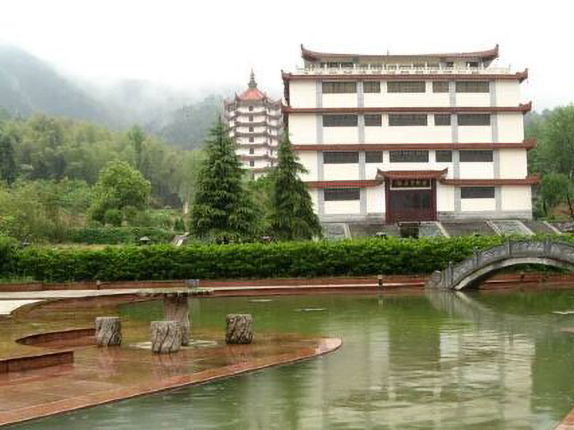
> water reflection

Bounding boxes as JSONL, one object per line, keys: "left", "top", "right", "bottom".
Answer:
{"left": 12, "top": 291, "right": 574, "bottom": 430}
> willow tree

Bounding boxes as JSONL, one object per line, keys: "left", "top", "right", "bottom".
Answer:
{"left": 189, "top": 118, "right": 259, "bottom": 241}
{"left": 269, "top": 133, "right": 322, "bottom": 241}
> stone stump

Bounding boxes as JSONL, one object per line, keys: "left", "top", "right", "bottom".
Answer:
{"left": 226, "top": 314, "right": 253, "bottom": 344}
{"left": 151, "top": 321, "right": 182, "bottom": 354}
{"left": 164, "top": 294, "right": 190, "bottom": 346}
{"left": 95, "top": 317, "right": 122, "bottom": 347}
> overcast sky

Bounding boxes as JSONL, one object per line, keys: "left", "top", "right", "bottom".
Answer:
{"left": 1, "top": 0, "right": 571, "bottom": 110}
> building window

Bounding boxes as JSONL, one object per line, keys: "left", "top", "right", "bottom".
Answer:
{"left": 249, "top": 127, "right": 254, "bottom": 132}
{"left": 461, "top": 187, "right": 495, "bottom": 199}
{"left": 387, "top": 81, "right": 426, "bottom": 93}
{"left": 432, "top": 81, "right": 449, "bottom": 93}
{"left": 249, "top": 137, "right": 254, "bottom": 142}
{"left": 445, "top": 61, "right": 454, "bottom": 68}
{"left": 388, "top": 114, "right": 427, "bottom": 126}
{"left": 323, "top": 151, "right": 359, "bottom": 164}
{"left": 248, "top": 105, "right": 254, "bottom": 111}
{"left": 365, "top": 151, "right": 383, "bottom": 163}
{"left": 436, "top": 150, "right": 452, "bottom": 162}
{"left": 460, "top": 150, "right": 493, "bottom": 162}
{"left": 249, "top": 148, "right": 254, "bottom": 155}
{"left": 458, "top": 114, "right": 491, "bottom": 126}
{"left": 363, "top": 81, "right": 381, "bottom": 93}
{"left": 324, "top": 188, "right": 361, "bottom": 201}
{"left": 434, "top": 114, "right": 451, "bottom": 126}
{"left": 249, "top": 116, "right": 253, "bottom": 121}
{"left": 467, "top": 61, "right": 480, "bottom": 68}
{"left": 364, "top": 114, "right": 382, "bottom": 126}
{"left": 389, "top": 150, "right": 429, "bottom": 163}
{"left": 455, "top": 81, "right": 490, "bottom": 93}
{"left": 323, "top": 114, "right": 358, "bottom": 127}
{"left": 322, "top": 81, "right": 357, "bottom": 94}
{"left": 250, "top": 160, "right": 255, "bottom": 167}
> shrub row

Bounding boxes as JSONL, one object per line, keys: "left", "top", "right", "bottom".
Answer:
{"left": 65, "top": 227, "right": 175, "bottom": 245}
{"left": 3, "top": 235, "right": 566, "bottom": 283}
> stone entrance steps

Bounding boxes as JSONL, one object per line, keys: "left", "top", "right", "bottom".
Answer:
{"left": 330, "top": 220, "right": 564, "bottom": 239}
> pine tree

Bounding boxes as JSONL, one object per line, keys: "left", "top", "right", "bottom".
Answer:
{"left": 189, "top": 118, "right": 259, "bottom": 241}
{"left": 269, "top": 133, "right": 322, "bottom": 241}
{"left": 0, "top": 125, "right": 18, "bottom": 184}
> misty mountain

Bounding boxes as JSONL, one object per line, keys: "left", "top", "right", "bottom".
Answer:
{"left": 0, "top": 45, "right": 107, "bottom": 122}
{"left": 150, "top": 95, "right": 224, "bottom": 149}
{"left": 0, "top": 45, "right": 231, "bottom": 149}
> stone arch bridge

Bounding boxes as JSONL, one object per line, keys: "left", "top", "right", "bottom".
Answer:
{"left": 425, "top": 240, "right": 574, "bottom": 290}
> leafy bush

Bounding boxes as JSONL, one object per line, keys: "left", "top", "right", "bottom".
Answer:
{"left": 0, "top": 236, "right": 17, "bottom": 275}
{"left": 67, "top": 227, "right": 174, "bottom": 245}
{"left": 5, "top": 235, "right": 568, "bottom": 283}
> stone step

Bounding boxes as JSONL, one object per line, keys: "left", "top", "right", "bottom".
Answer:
{"left": 419, "top": 222, "right": 447, "bottom": 238}
{"left": 488, "top": 220, "right": 533, "bottom": 236}
{"left": 322, "top": 223, "right": 350, "bottom": 240}
{"left": 522, "top": 220, "right": 559, "bottom": 235}
{"left": 347, "top": 223, "right": 400, "bottom": 238}
{"left": 442, "top": 221, "right": 498, "bottom": 237}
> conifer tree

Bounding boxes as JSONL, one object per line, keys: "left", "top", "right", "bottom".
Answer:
{"left": 189, "top": 118, "right": 259, "bottom": 241}
{"left": 0, "top": 125, "right": 18, "bottom": 184}
{"left": 269, "top": 133, "right": 322, "bottom": 241}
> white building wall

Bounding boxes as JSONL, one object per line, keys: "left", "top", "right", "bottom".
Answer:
{"left": 495, "top": 81, "right": 521, "bottom": 106}
{"left": 461, "top": 197, "right": 496, "bottom": 212}
{"left": 286, "top": 63, "right": 531, "bottom": 222}
{"left": 290, "top": 81, "right": 317, "bottom": 108}
{"left": 499, "top": 149, "right": 528, "bottom": 178}
{"left": 455, "top": 93, "right": 490, "bottom": 107}
{"left": 437, "top": 184, "right": 455, "bottom": 212}
{"left": 379, "top": 125, "right": 447, "bottom": 143}
{"left": 299, "top": 152, "right": 318, "bottom": 181}
{"left": 457, "top": 126, "right": 493, "bottom": 143}
{"left": 501, "top": 186, "right": 532, "bottom": 211}
{"left": 459, "top": 163, "right": 495, "bottom": 179}
{"left": 309, "top": 189, "right": 319, "bottom": 212}
{"left": 366, "top": 186, "right": 385, "bottom": 214}
{"left": 497, "top": 113, "right": 524, "bottom": 142}
{"left": 323, "top": 164, "right": 360, "bottom": 181}
{"left": 289, "top": 114, "right": 317, "bottom": 144}
{"left": 324, "top": 200, "right": 361, "bottom": 215}
{"left": 364, "top": 91, "right": 450, "bottom": 108}
{"left": 323, "top": 126, "right": 358, "bottom": 143}
{"left": 323, "top": 94, "right": 358, "bottom": 108}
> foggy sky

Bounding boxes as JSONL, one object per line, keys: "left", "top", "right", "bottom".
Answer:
{"left": 1, "top": 0, "right": 571, "bottom": 110}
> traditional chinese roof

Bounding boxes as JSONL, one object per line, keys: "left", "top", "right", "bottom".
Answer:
{"left": 236, "top": 70, "right": 268, "bottom": 101}
{"left": 376, "top": 169, "right": 449, "bottom": 180}
{"left": 301, "top": 44, "right": 500, "bottom": 62}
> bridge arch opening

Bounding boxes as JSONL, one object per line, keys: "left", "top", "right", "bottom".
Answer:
{"left": 454, "top": 257, "right": 574, "bottom": 290}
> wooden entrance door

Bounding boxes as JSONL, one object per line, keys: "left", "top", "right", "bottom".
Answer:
{"left": 385, "top": 179, "right": 437, "bottom": 223}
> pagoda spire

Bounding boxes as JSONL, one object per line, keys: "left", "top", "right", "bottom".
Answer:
{"left": 248, "top": 69, "right": 257, "bottom": 89}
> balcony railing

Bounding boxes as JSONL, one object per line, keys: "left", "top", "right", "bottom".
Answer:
{"left": 294, "top": 64, "right": 514, "bottom": 76}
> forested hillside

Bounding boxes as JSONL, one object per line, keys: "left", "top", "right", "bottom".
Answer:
{"left": 0, "top": 45, "right": 225, "bottom": 149}
{"left": 0, "top": 45, "right": 107, "bottom": 122}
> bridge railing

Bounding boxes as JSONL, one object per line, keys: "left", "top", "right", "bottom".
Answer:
{"left": 430, "top": 240, "right": 574, "bottom": 290}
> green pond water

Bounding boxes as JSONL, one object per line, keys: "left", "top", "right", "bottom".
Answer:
{"left": 11, "top": 289, "right": 574, "bottom": 430}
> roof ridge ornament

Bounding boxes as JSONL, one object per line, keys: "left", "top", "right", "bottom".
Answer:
{"left": 248, "top": 69, "right": 257, "bottom": 89}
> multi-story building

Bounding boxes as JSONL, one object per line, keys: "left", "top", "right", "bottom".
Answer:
{"left": 225, "top": 71, "right": 282, "bottom": 179}
{"left": 282, "top": 45, "right": 536, "bottom": 223}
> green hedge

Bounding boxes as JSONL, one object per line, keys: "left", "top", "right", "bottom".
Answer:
{"left": 5, "top": 235, "right": 566, "bottom": 283}
{"left": 66, "top": 227, "right": 175, "bottom": 245}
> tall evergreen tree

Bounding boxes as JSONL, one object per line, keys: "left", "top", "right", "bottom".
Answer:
{"left": 0, "top": 125, "right": 18, "bottom": 184}
{"left": 189, "top": 118, "right": 259, "bottom": 241}
{"left": 269, "top": 133, "right": 322, "bottom": 241}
